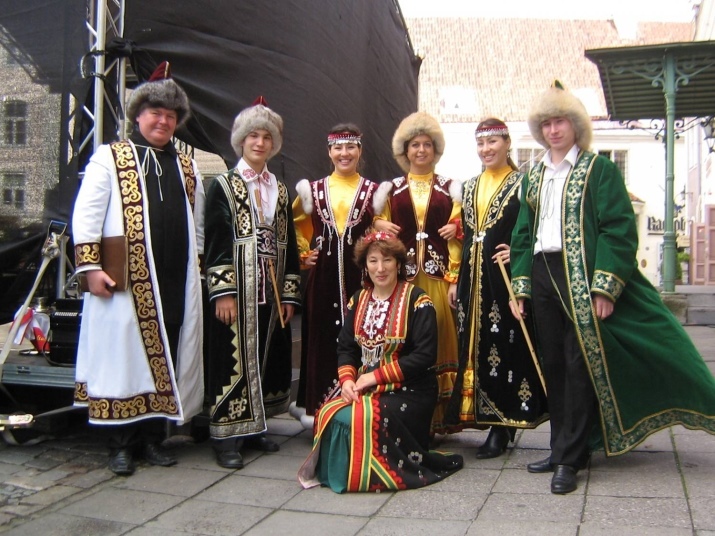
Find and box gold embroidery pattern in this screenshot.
[276,183,288,239]
[483,172,522,229]
[512,276,531,299]
[518,378,533,409]
[108,141,178,417]
[74,382,88,402]
[207,265,237,294]
[90,399,111,419]
[111,396,148,419]
[228,172,254,238]
[526,165,542,210]
[591,269,625,301]
[178,152,196,209]
[282,274,301,299]
[487,344,501,376]
[75,243,101,266]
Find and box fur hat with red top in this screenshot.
[230,96,284,160]
[125,61,191,127]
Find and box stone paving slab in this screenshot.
[243,510,368,536]
[583,496,691,529]
[195,474,301,508]
[283,486,392,517]
[59,486,185,525]
[114,465,227,497]
[477,492,585,523]
[376,489,486,521]
[359,516,471,535]
[0,512,132,536]
[148,498,272,536]
[466,519,578,536]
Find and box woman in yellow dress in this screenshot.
[373,112,462,436]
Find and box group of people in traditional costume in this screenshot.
[72,61,715,495]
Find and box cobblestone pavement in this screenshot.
[0,326,713,535]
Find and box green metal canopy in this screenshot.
[585,41,715,121]
[585,40,715,292]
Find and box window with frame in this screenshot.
[598,150,628,184]
[4,100,27,145]
[2,173,26,210]
[517,148,543,172]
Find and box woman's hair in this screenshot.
[328,122,362,140]
[353,231,408,286]
[475,117,518,171]
[326,122,364,174]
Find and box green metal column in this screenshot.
[661,53,677,293]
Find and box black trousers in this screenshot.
[532,252,597,468]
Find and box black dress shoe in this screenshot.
[244,434,280,452]
[527,456,553,473]
[214,448,244,469]
[143,443,177,467]
[108,449,135,476]
[551,465,578,494]
[475,427,515,459]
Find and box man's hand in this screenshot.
[281,303,295,323]
[86,270,116,298]
[215,295,237,325]
[509,297,526,320]
[593,294,614,320]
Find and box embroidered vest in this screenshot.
[390,175,453,280]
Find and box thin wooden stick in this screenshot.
[268,259,285,328]
[496,256,547,395]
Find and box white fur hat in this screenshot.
[527,80,592,151]
[392,112,445,173]
[230,98,283,159]
[126,61,190,127]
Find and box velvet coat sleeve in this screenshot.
[204,175,237,301]
[510,167,537,300]
[584,156,638,302]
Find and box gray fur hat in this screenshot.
[230,99,283,159]
[527,80,592,151]
[392,111,445,173]
[126,62,190,127]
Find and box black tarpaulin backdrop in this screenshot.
[124,0,420,184]
[0,0,419,321]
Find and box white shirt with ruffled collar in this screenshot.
[237,158,278,225]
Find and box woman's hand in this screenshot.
[86,270,116,298]
[303,249,319,267]
[341,380,361,404]
[492,243,510,265]
[374,219,401,235]
[448,282,458,309]
[215,295,237,325]
[438,222,457,241]
[355,371,377,393]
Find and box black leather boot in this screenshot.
[475,427,516,459]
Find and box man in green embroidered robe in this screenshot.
[510,81,715,495]
[205,98,301,469]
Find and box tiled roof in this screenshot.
[405,18,694,123]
